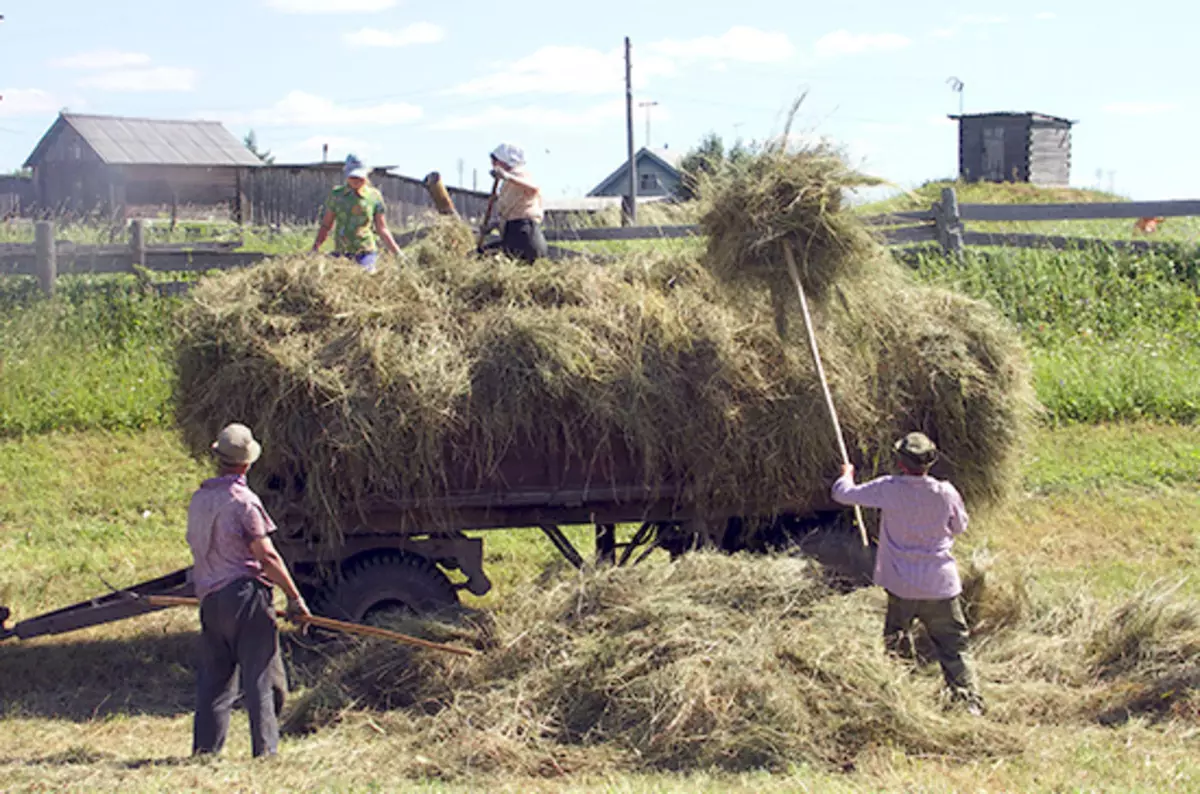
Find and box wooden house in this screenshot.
[588,147,683,198]
[23,113,262,213]
[950,112,1074,186]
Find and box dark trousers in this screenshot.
[193,578,287,757]
[884,592,981,705]
[484,219,548,263]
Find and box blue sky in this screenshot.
[1,1,1197,200]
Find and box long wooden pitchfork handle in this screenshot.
[145,595,475,657]
[476,175,501,251]
[782,245,870,548]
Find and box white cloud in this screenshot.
[930,28,956,39]
[1034,11,1057,20]
[265,0,395,13]
[649,26,794,63]
[344,23,445,47]
[52,50,151,70]
[447,28,789,98]
[223,90,423,127]
[450,46,674,96]
[77,67,198,92]
[1102,101,1180,116]
[959,14,1007,24]
[431,100,626,131]
[815,30,912,58]
[0,88,61,117]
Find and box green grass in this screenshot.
[0,278,178,436]
[907,244,1200,423]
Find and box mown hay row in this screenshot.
[284,555,1199,778]
[284,554,1021,775]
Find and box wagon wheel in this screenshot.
[311,550,459,625]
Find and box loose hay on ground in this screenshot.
[284,557,1199,777]
[285,554,1021,776]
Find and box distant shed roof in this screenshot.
[24,113,263,168]
[948,111,1076,125]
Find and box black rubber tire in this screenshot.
[311,551,459,624]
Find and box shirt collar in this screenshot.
[201,473,247,489]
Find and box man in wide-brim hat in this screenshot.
[831,431,984,715]
[186,423,311,757]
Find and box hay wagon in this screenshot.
[1,442,850,642]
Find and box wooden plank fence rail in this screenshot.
[957,199,1200,223]
[5,189,1200,295]
[0,220,268,293]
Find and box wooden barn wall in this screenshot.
[1028,124,1071,187]
[960,117,1037,183]
[245,168,491,227]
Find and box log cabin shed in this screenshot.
[950,112,1075,186]
[22,112,262,212]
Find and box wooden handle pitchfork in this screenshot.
[782,245,870,548]
[145,595,475,657]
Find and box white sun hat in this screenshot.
[490,142,526,169]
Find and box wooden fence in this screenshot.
[244,167,492,228]
[5,189,1200,295]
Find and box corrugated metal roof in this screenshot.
[26,113,264,167]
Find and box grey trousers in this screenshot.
[193,578,287,757]
[884,592,981,705]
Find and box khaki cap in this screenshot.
[894,431,938,469]
[211,423,262,465]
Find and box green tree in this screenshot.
[676,133,753,200]
[243,130,275,165]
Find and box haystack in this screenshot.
[283,554,1022,775]
[282,557,1198,776]
[176,147,1033,545]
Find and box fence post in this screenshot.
[35,220,56,296]
[936,187,965,258]
[130,219,146,269]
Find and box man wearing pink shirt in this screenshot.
[187,423,311,757]
[832,432,983,714]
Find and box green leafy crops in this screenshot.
[907,244,1200,423]
[0,277,178,436]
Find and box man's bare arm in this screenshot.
[249,535,312,618]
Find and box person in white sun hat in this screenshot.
[186,423,311,758]
[481,142,548,263]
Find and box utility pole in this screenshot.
[624,36,637,226]
[638,100,659,148]
[457,158,465,188]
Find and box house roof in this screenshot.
[24,113,264,168]
[948,111,1076,126]
[587,147,683,197]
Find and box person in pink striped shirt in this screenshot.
[832,432,983,714]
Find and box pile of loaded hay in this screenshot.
[282,553,1024,775]
[175,143,1034,546]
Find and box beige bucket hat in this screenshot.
[211,423,262,466]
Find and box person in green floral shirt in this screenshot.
[311,155,401,271]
